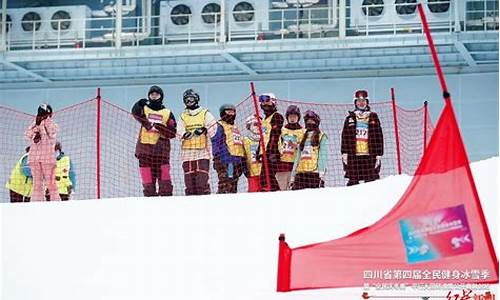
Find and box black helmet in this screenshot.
[219,104,236,117]
[285,105,301,121]
[303,110,320,126]
[148,85,164,101]
[37,103,53,117]
[183,89,200,108]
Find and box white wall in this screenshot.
[0,72,498,161]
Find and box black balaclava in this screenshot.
[220,104,236,125]
[147,85,165,111]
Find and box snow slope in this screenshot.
[0,158,498,300]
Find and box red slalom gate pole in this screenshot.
[96,87,102,199]
[417,3,451,105]
[391,87,402,175]
[250,82,272,191]
[418,3,500,275]
[423,100,428,155]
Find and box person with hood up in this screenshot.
[276,105,305,190]
[5,146,32,202]
[25,103,60,201]
[258,92,284,191]
[290,110,328,190]
[178,89,217,195]
[341,89,384,186]
[132,85,177,196]
[211,104,246,194]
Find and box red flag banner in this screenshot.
[277,102,499,291]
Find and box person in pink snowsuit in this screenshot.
[25,104,60,201]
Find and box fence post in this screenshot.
[391,87,402,175]
[423,100,428,155]
[250,82,272,191]
[96,87,102,199]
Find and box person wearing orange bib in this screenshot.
[341,90,384,186]
[211,104,246,194]
[132,85,177,196]
[290,110,328,190]
[276,105,305,191]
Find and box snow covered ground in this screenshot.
[0,158,498,300]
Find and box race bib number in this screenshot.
[148,113,163,124]
[301,144,313,160]
[356,127,368,140]
[282,136,298,155]
[232,128,243,145]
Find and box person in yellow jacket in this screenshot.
[276,105,305,191]
[290,110,328,190]
[242,115,262,192]
[53,142,76,200]
[5,146,32,202]
[177,89,217,195]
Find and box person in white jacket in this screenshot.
[177,89,217,195]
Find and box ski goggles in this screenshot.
[259,95,274,103]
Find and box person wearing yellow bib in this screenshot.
[45,142,76,200]
[6,146,32,202]
[178,89,217,195]
[258,93,284,191]
[276,105,305,191]
[211,104,246,194]
[242,115,262,193]
[341,90,384,186]
[132,85,177,197]
[290,110,328,190]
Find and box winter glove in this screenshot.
[138,98,149,107]
[182,131,193,140]
[342,153,348,165]
[227,163,234,179]
[374,156,382,169]
[67,185,73,195]
[193,127,207,136]
[33,132,41,144]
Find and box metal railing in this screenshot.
[0,0,497,52]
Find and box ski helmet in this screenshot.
[183,89,200,108]
[37,103,53,117]
[148,85,164,101]
[219,104,236,118]
[303,110,320,126]
[258,93,277,106]
[285,105,301,121]
[245,115,259,133]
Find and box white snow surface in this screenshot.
[0,158,498,300]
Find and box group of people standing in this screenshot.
[132,85,384,197]
[6,104,76,202]
[5,86,383,201]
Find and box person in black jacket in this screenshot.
[131,85,177,196]
[258,93,284,192]
[341,90,384,186]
